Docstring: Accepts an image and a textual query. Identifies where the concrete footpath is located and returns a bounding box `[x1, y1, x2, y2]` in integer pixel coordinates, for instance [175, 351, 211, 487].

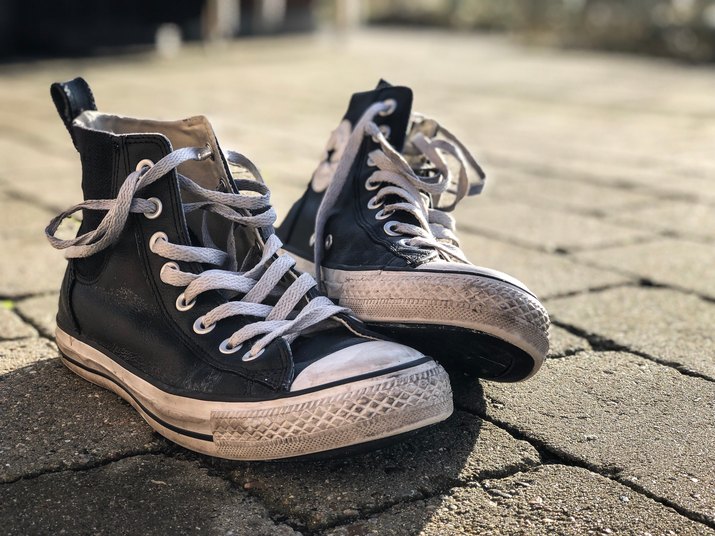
[0, 29, 713, 535]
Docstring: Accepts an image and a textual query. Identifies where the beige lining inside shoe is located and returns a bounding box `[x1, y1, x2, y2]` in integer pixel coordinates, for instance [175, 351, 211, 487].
[74, 111, 227, 192]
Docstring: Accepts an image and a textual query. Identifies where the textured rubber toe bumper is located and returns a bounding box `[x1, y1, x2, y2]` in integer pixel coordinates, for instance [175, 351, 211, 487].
[321, 267, 551, 381]
[56, 328, 453, 460]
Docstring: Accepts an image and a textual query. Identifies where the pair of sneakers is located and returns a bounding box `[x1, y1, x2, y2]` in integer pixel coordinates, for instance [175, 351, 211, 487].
[46, 78, 549, 461]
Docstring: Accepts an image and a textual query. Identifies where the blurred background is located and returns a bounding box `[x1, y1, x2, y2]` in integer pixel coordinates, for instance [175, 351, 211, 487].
[3, 0, 715, 62]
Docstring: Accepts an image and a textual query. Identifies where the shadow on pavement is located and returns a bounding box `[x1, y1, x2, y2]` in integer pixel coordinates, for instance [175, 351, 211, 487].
[1, 357, 490, 534]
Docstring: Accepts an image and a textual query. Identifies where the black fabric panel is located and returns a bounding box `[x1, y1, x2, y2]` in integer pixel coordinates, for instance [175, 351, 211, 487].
[70, 126, 120, 281]
[276, 186, 323, 261]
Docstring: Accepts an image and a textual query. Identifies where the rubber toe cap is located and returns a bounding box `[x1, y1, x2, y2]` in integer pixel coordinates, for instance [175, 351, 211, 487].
[290, 340, 427, 392]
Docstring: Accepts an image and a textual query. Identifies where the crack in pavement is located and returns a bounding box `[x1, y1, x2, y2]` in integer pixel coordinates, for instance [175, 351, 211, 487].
[221, 457, 546, 536]
[0, 448, 171, 486]
[486, 154, 715, 208]
[551, 255, 715, 304]
[549, 319, 715, 383]
[540, 280, 636, 301]
[459, 220, 661, 256]
[459, 403, 715, 531]
[2, 187, 68, 216]
[170, 431, 544, 535]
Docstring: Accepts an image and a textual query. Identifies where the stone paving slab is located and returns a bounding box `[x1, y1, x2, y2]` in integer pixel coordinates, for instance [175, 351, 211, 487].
[0, 196, 56, 242]
[0, 338, 56, 374]
[1, 359, 166, 482]
[324, 465, 714, 536]
[464, 121, 715, 185]
[0, 136, 72, 175]
[575, 239, 715, 299]
[0, 159, 83, 213]
[0, 237, 66, 297]
[454, 352, 715, 524]
[547, 287, 715, 379]
[484, 146, 715, 204]
[437, 92, 715, 165]
[227, 411, 540, 531]
[0, 306, 37, 340]
[14, 293, 57, 338]
[457, 199, 652, 253]
[547, 326, 591, 358]
[608, 199, 715, 243]
[450, 232, 631, 299]
[0, 455, 298, 536]
[487, 166, 662, 217]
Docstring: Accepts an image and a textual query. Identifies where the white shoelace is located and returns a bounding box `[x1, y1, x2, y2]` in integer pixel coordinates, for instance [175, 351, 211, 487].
[46, 146, 347, 361]
[405, 114, 486, 241]
[314, 101, 485, 282]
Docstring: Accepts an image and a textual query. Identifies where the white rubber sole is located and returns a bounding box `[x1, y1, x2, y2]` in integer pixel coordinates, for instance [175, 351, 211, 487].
[326, 267, 549, 368]
[285, 253, 550, 375]
[55, 328, 453, 461]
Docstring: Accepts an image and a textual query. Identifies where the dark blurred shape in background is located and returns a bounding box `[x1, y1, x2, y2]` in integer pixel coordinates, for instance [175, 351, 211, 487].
[2, 0, 715, 62]
[0, 0, 316, 59]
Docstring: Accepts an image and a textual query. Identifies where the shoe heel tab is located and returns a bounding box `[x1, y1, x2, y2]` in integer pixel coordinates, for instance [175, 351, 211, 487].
[50, 77, 97, 148]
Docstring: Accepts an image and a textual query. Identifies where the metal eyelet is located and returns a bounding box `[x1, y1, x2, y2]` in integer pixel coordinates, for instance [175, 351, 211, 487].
[398, 238, 415, 248]
[375, 208, 394, 221]
[176, 292, 196, 312]
[366, 155, 376, 167]
[149, 231, 168, 253]
[383, 221, 402, 237]
[367, 196, 383, 210]
[135, 159, 154, 173]
[219, 339, 243, 354]
[160, 261, 180, 279]
[324, 234, 333, 250]
[196, 144, 213, 161]
[309, 233, 316, 247]
[365, 179, 380, 191]
[242, 348, 266, 362]
[193, 316, 215, 335]
[144, 197, 163, 219]
[379, 98, 397, 116]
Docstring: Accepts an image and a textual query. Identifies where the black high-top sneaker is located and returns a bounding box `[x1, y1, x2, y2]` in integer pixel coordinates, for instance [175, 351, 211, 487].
[277, 81, 550, 382]
[45, 78, 453, 460]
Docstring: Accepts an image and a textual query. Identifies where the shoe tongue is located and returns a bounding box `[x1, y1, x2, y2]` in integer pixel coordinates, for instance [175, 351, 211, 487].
[343, 80, 413, 153]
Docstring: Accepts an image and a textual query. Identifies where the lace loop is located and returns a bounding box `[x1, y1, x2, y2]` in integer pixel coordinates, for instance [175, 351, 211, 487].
[408, 114, 486, 201]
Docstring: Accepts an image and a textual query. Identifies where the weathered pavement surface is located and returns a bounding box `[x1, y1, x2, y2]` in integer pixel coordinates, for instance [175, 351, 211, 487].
[1, 29, 714, 535]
